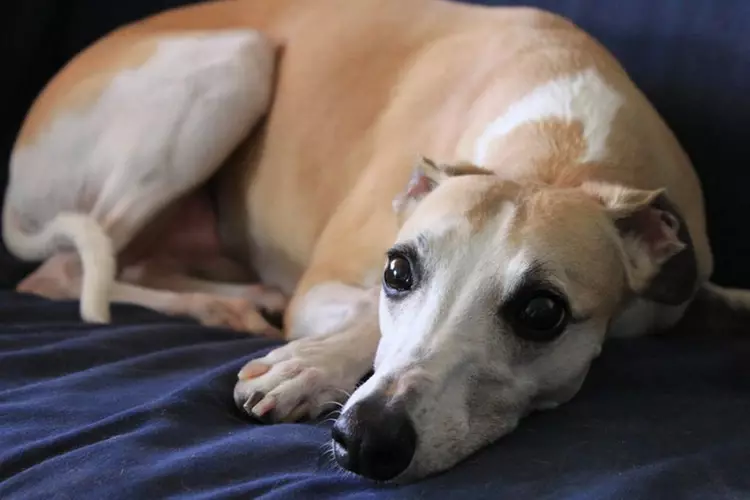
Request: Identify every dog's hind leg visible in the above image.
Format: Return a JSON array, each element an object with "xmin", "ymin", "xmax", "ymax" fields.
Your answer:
[
  {"xmin": 4, "ymin": 29, "xmax": 277, "ymax": 324},
  {"xmin": 18, "ymin": 252, "xmax": 281, "ymax": 336},
  {"xmin": 109, "ymin": 281, "xmax": 281, "ymax": 335},
  {"xmin": 82, "ymin": 30, "xmax": 278, "ymax": 255},
  {"xmin": 120, "ymin": 257, "xmax": 288, "ymax": 325}
]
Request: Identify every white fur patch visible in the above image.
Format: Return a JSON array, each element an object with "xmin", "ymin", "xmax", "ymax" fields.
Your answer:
[
  {"xmin": 8, "ymin": 31, "xmax": 275, "ymax": 247},
  {"xmin": 473, "ymin": 68, "xmax": 624, "ymax": 165},
  {"xmin": 289, "ymin": 282, "xmax": 377, "ymax": 340}
]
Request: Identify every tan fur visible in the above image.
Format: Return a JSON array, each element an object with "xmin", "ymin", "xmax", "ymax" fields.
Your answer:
[
  {"xmin": 521, "ymin": 189, "xmax": 628, "ymax": 311},
  {"xmin": 465, "ymin": 179, "xmax": 523, "ymax": 230}
]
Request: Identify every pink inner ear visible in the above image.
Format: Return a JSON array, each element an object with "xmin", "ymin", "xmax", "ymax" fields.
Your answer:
[
  {"xmin": 623, "ymin": 207, "xmax": 683, "ymax": 259},
  {"xmin": 405, "ymin": 170, "xmax": 437, "ymax": 200}
]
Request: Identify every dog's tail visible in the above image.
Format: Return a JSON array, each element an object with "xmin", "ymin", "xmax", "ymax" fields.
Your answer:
[
  {"xmin": 2, "ymin": 204, "xmax": 115, "ymax": 323},
  {"xmin": 680, "ymin": 282, "xmax": 750, "ymax": 335}
]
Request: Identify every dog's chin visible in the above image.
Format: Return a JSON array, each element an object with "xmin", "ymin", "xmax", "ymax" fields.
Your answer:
[
  {"xmin": 333, "ymin": 458, "xmax": 444, "ymax": 485},
  {"xmin": 383, "ymin": 444, "xmax": 499, "ymax": 483},
  {"xmin": 328, "ymin": 435, "xmax": 461, "ymax": 484}
]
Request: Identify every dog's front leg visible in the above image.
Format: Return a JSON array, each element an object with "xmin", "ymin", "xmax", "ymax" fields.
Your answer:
[
  {"xmin": 232, "ymin": 160, "xmax": 397, "ymax": 423},
  {"xmin": 234, "ymin": 282, "xmax": 381, "ymax": 423}
]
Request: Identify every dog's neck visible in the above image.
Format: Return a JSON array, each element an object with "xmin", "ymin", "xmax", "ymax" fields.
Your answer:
[{"xmin": 457, "ymin": 68, "xmax": 626, "ymax": 187}]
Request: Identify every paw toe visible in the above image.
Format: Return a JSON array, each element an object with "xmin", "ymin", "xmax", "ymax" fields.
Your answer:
[{"xmin": 238, "ymin": 361, "xmax": 271, "ymax": 380}]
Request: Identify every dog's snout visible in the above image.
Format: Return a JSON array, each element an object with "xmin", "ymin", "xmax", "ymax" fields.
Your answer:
[{"xmin": 331, "ymin": 396, "xmax": 417, "ymax": 481}]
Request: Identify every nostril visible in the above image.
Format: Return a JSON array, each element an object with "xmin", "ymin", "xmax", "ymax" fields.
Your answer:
[
  {"xmin": 331, "ymin": 420, "xmax": 348, "ymax": 448},
  {"xmin": 331, "ymin": 417, "xmax": 359, "ymax": 472}
]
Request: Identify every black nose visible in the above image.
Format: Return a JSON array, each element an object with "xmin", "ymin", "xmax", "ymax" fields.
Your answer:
[{"xmin": 331, "ymin": 396, "xmax": 417, "ymax": 481}]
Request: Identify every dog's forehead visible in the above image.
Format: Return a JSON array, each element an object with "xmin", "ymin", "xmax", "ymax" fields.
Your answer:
[
  {"xmin": 517, "ymin": 190, "xmax": 627, "ymax": 308},
  {"xmin": 520, "ymin": 190, "xmax": 614, "ymax": 263},
  {"xmin": 400, "ymin": 175, "xmax": 522, "ymax": 241},
  {"xmin": 398, "ymin": 180, "xmax": 628, "ymax": 318}
]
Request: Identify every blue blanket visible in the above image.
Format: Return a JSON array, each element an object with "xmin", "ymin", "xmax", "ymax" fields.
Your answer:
[{"xmin": 1, "ymin": 292, "xmax": 750, "ymax": 499}]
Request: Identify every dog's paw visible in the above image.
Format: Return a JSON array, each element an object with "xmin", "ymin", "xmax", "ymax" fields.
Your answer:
[
  {"xmin": 234, "ymin": 338, "xmax": 355, "ymax": 423},
  {"xmin": 181, "ymin": 293, "xmax": 282, "ymax": 337}
]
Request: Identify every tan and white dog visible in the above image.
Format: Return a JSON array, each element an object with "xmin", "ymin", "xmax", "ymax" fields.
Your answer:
[{"xmin": 3, "ymin": 0, "xmax": 748, "ymax": 483}]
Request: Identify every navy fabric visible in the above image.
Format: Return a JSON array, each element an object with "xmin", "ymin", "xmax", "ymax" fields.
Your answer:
[
  {"xmin": 2, "ymin": 292, "xmax": 750, "ymax": 499},
  {"xmin": 2, "ymin": 0, "xmax": 750, "ymax": 498}
]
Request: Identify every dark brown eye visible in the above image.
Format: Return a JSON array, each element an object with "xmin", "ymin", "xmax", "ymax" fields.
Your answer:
[
  {"xmin": 512, "ymin": 292, "xmax": 568, "ymax": 342},
  {"xmin": 383, "ymin": 254, "xmax": 414, "ymax": 295}
]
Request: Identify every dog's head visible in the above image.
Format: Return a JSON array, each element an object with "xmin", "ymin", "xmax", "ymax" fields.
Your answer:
[{"xmin": 333, "ymin": 157, "xmax": 696, "ymax": 482}]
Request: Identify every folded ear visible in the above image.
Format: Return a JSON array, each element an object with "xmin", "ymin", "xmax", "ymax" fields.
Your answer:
[
  {"xmin": 392, "ymin": 156, "xmax": 491, "ymax": 217},
  {"xmin": 582, "ymin": 181, "xmax": 698, "ymax": 305}
]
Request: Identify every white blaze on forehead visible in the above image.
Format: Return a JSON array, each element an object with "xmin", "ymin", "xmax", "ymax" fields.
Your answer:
[{"xmin": 473, "ymin": 68, "xmax": 625, "ymax": 165}]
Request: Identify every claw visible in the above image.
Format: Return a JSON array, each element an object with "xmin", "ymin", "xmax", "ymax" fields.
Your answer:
[
  {"xmin": 251, "ymin": 394, "xmax": 277, "ymax": 421},
  {"xmin": 242, "ymin": 391, "xmax": 266, "ymax": 414}
]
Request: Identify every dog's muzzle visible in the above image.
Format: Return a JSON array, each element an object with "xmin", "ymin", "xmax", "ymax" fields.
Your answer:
[{"xmin": 331, "ymin": 395, "xmax": 417, "ymax": 481}]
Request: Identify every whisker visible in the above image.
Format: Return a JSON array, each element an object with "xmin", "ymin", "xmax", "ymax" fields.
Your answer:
[
  {"xmin": 330, "ymin": 388, "xmax": 353, "ymax": 399},
  {"xmin": 317, "ymin": 427, "xmax": 360, "ymax": 479},
  {"xmin": 313, "ymin": 404, "xmax": 343, "ymax": 427},
  {"xmin": 318, "ymin": 440, "xmax": 342, "ymax": 472},
  {"xmin": 315, "ymin": 415, "xmax": 340, "ymax": 428},
  {"xmin": 318, "ymin": 441, "xmax": 334, "ymax": 455}
]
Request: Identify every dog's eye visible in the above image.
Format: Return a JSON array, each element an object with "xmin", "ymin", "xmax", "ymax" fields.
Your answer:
[
  {"xmin": 383, "ymin": 253, "xmax": 414, "ymax": 295},
  {"xmin": 511, "ymin": 292, "xmax": 568, "ymax": 342}
]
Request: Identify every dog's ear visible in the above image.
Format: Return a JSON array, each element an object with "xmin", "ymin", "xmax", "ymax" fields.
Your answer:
[
  {"xmin": 392, "ymin": 156, "xmax": 491, "ymax": 216},
  {"xmin": 582, "ymin": 181, "xmax": 698, "ymax": 305}
]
